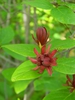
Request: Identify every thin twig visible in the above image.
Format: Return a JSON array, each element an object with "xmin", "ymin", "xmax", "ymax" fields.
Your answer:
[
  {"xmin": 0, "ymin": 5, "xmax": 8, "ymax": 12},
  {"xmin": 4, "ymin": 79, "xmax": 8, "ymax": 100},
  {"xmin": 34, "ymin": 7, "xmax": 37, "ymax": 32},
  {"xmin": 23, "ymin": 4, "xmax": 30, "ymax": 43},
  {"xmin": 0, "ymin": 55, "xmax": 18, "ymax": 66},
  {"xmin": 0, "ymin": 17, "xmax": 5, "ymax": 27},
  {"xmin": 6, "ymin": 0, "xmax": 11, "ymax": 26},
  {"xmin": 57, "ymin": 46, "xmax": 75, "ymax": 57}
]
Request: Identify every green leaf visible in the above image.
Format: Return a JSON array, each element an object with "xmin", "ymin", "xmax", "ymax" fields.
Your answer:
[
  {"xmin": 2, "ymin": 68, "xmax": 16, "ymax": 81},
  {"xmin": 2, "ymin": 68, "xmax": 31, "ymax": 94},
  {"xmin": 65, "ymin": 91, "xmax": 75, "ymax": 100},
  {"xmin": 4, "ymin": 48, "xmax": 26, "ymax": 61},
  {"xmin": 54, "ymin": 58, "xmax": 75, "ymax": 75},
  {"xmin": 16, "ymin": 3, "xmax": 23, "ymax": 10},
  {"xmin": 0, "ymin": 95, "xmax": 4, "ymax": 100},
  {"xmin": 24, "ymin": 0, "xmax": 53, "ymax": 10},
  {"xmin": 0, "ymin": 26, "xmax": 15, "ymax": 46},
  {"xmin": 51, "ymin": 39, "xmax": 75, "ymax": 50},
  {"xmin": 0, "ymin": 81, "xmax": 14, "ymax": 98},
  {"xmin": 66, "ymin": 3, "xmax": 75, "ymax": 11},
  {"xmin": 34, "ymin": 71, "xmax": 66, "ymax": 91},
  {"xmin": 34, "ymin": 78, "xmax": 64, "ymax": 91},
  {"xmin": 14, "ymin": 80, "xmax": 31, "ymax": 94},
  {"xmin": 43, "ymin": 88, "xmax": 72, "ymax": 100},
  {"xmin": 12, "ymin": 60, "xmax": 41, "ymax": 82},
  {"xmin": 51, "ymin": 6, "xmax": 75, "ymax": 25},
  {"xmin": 2, "ymin": 44, "xmax": 40, "ymax": 57}
]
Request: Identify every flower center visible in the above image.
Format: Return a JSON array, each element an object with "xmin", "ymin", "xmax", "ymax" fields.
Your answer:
[{"xmin": 37, "ymin": 54, "xmax": 50, "ymax": 67}]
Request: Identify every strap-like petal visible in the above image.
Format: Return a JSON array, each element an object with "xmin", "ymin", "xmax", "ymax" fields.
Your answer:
[
  {"xmin": 66, "ymin": 75, "xmax": 72, "ymax": 83},
  {"xmin": 33, "ymin": 66, "xmax": 39, "ymax": 70},
  {"xmin": 49, "ymin": 50, "xmax": 57, "ymax": 57},
  {"xmin": 41, "ymin": 45, "xmax": 46, "ymax": 54},
  {"xmin": 50, "ymin": 58, "xmax": 57, "ymax": 66},
  {"xmin": 46, "ymin": 67, "xmax": 52, "ymax": 75},
  {"xmin": 28, "ymin": 57, "xmax": 37, "ymax": 64},
  {"xmin": 46, "ymin": 45, "xmax": 51, "ymax": 54},
  {"xmin": 39, "ymin": 66, "xmax": 45, "ymax": 73},
  {"xmin": 34, "ymin": 48, "xmax": 40, "ymax": 57}
]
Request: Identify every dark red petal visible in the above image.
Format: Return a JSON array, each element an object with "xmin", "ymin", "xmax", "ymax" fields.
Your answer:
[
  {"xmin": 64, "ymin": 80, "xmax": 69, "ymax": 86},
  {"xmin": 39, "ymin": 66, "xmax": 45, "ymax": 73},
  {"xmin": 73, "ymin": 74, "xmax": 75, "ymax": 82},
  {"xmin": 46, "ymin": 45, "xmax": 51, "ymax": 54},
  {"xmin": 41, "ymin": 45, "xmax": 46, "ymax": 54},
  {"xmin": 66, "ymin": 80, "xmax": 71, "ymax": 86},
  {"xmin": 36, "ymin": 27, "xmax": 49, "ymax": 45},
  {"xmin": 33, "ymin": 66, "xmax": 40, "ymax": 70},
  {"xmin": 72, "ymin": 75, "xmax": 75, "ymax": 87},
  {"xmin": 42, "ymin": 60, "xmax": 50, "ymax": 67},
  {"xmin": 34, "ymin": 48, "xmax": 40, "ymax": 57},
  {"xmin": 46, "ymin": 67, "xmax": 52, "ymax": 75},
  {"xmin": 52, "ymin": 57, "xmax": 57, "ymax": 62},
  {"xmin": 41, "ymin": 28, "xmax": 47, "ymax": 44},
  {"xmin": 36, "ymin": 28, "xmax": 43, "ymax": 44},
  {"xmin": 49, "ymin": 50, "xmax": 57, "ymax": 57},
  {"xmin": 50, "ymin": 58, "xmax": 57, "ymax": 66},
  {"xmin": 66, "ymin": 75, "xmax": 72, "ymax": 83},
  {"xmin": 28, "ymin": 57, "xmax": 37, "ymax": 64},
  {"xmin": 53, "ymin": 57, "xmax": 57, "ymax": 60},
  {"xmin": 51, "ymin": 62, "xmax": 57, "ymax": 66}
]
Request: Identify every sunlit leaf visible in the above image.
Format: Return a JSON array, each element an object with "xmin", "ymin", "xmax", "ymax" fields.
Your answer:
[
  {"xmin": 0, "ymin": 26, "xmax": 15, "ymax": 46},
  {"xmin": 0, "ymin": 95, "xmax": 5, "ymax": 100},
  {"xmin": 34, "ymin": 71, "xmax": 66, "ymax": 91},
  {"xmin": 14, "ymin": 80, "xmax": 31, "ymax": 94},
  {"xmin": 24, "ymin": 0, "xmax": 53, "ymax": 10},
  {"xmin": 2, "ymin": 67, "xmax": 32, "ymax": 94},
  {"xmin": 43, "ymin": 88, "xmax": 74, "ymax": 100},
  {"xmin": 12, "ymin": 60, "xmax": 41, "ymax": 82},
  {"xmin": 66, "ymin": 3, "xmax": 75, "ymax": 10},
  {"xmin": 2, "ymin": 44, "xmax": 40, "ymax": 57},
  {"xmin": 0, "ymin": 81, "xmax": 14, "ymax": 98},
  {"xmin": 54, "ymin": 58, "xmax": 75, "ymax": 74},
  {"xmin": 2, "ymin": 68, "xmax": 16, "ymax": 81},
  {"xmin": 51, "ymin": 39, "xmax": 75, "ymax": 50},
  {"xmin": 51, "ymin": 6, "xmax": 75, "ymax": 25}
]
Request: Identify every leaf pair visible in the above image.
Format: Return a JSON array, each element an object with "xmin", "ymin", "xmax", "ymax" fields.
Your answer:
[
  {"xmin": 43, "ymin": 88, "xmax": 75, "ymax": 100},
  {"xmin": 0, "ymin": 26, "xmax": 14, "ymax": 46},
  {"xmin": 25, "ymin": 0, "xmax": 75, "ymax": 25}
]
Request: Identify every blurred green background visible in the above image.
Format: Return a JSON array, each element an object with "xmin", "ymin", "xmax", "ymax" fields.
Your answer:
[{"xmin": 0, "ymin": 0, "xmax": 75, "ymax": 100}]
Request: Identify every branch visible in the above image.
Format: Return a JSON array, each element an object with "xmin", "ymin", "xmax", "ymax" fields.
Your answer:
[
  {"xmin": 23, "ymin": 82, "xmax": 34, "ymax": 100},
  {"xmin": 33, "ymin": 7, "xmax": 37, "ymax": 32},
  {"xmin": 0, "ymin": 5, "xmax": 8, "ymax": 12},
  {"xmin": 0, "ymin": 17, "xmax": 5, "ymax": 27},
  {"xmin": 6, "ymin": 0, "xmax": 11, "ymax": 26},
  {"xmin": 0, "ymin": 54, "xmax": 18, "ymax": 66},
  {"xmin": 23, "ymin": 4, "xmax": 30, "ymax": 43}
]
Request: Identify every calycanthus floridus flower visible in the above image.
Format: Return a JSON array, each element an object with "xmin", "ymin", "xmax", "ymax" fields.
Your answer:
[
  {"xmin": 29, "ymin": 45, "xmax": 57, "ymax": 75},
  {"xmin": 65, "ymin": 75, "xmax": 75, "ymax": 92},
  {"xmin": 32, "ymin": 27, "xmax": 49, "ymax": 48}
]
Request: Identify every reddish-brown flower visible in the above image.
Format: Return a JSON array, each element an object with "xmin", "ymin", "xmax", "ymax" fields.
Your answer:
[
  {"xmin": 32, "ymin": 27, "xmax": 49, "ymax": 47},
  {"xmin": 29, "ymin": 45, "xmax": 57, "ymax": 75},
  {"xmin": 65, "ymin": 75, "xmax": 75, "ymax": 92}
]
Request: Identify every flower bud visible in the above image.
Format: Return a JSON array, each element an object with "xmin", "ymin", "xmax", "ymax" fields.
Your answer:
[{"xmin": 32, "ymin": 27, "xmax": 49, "ymax": 48}]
